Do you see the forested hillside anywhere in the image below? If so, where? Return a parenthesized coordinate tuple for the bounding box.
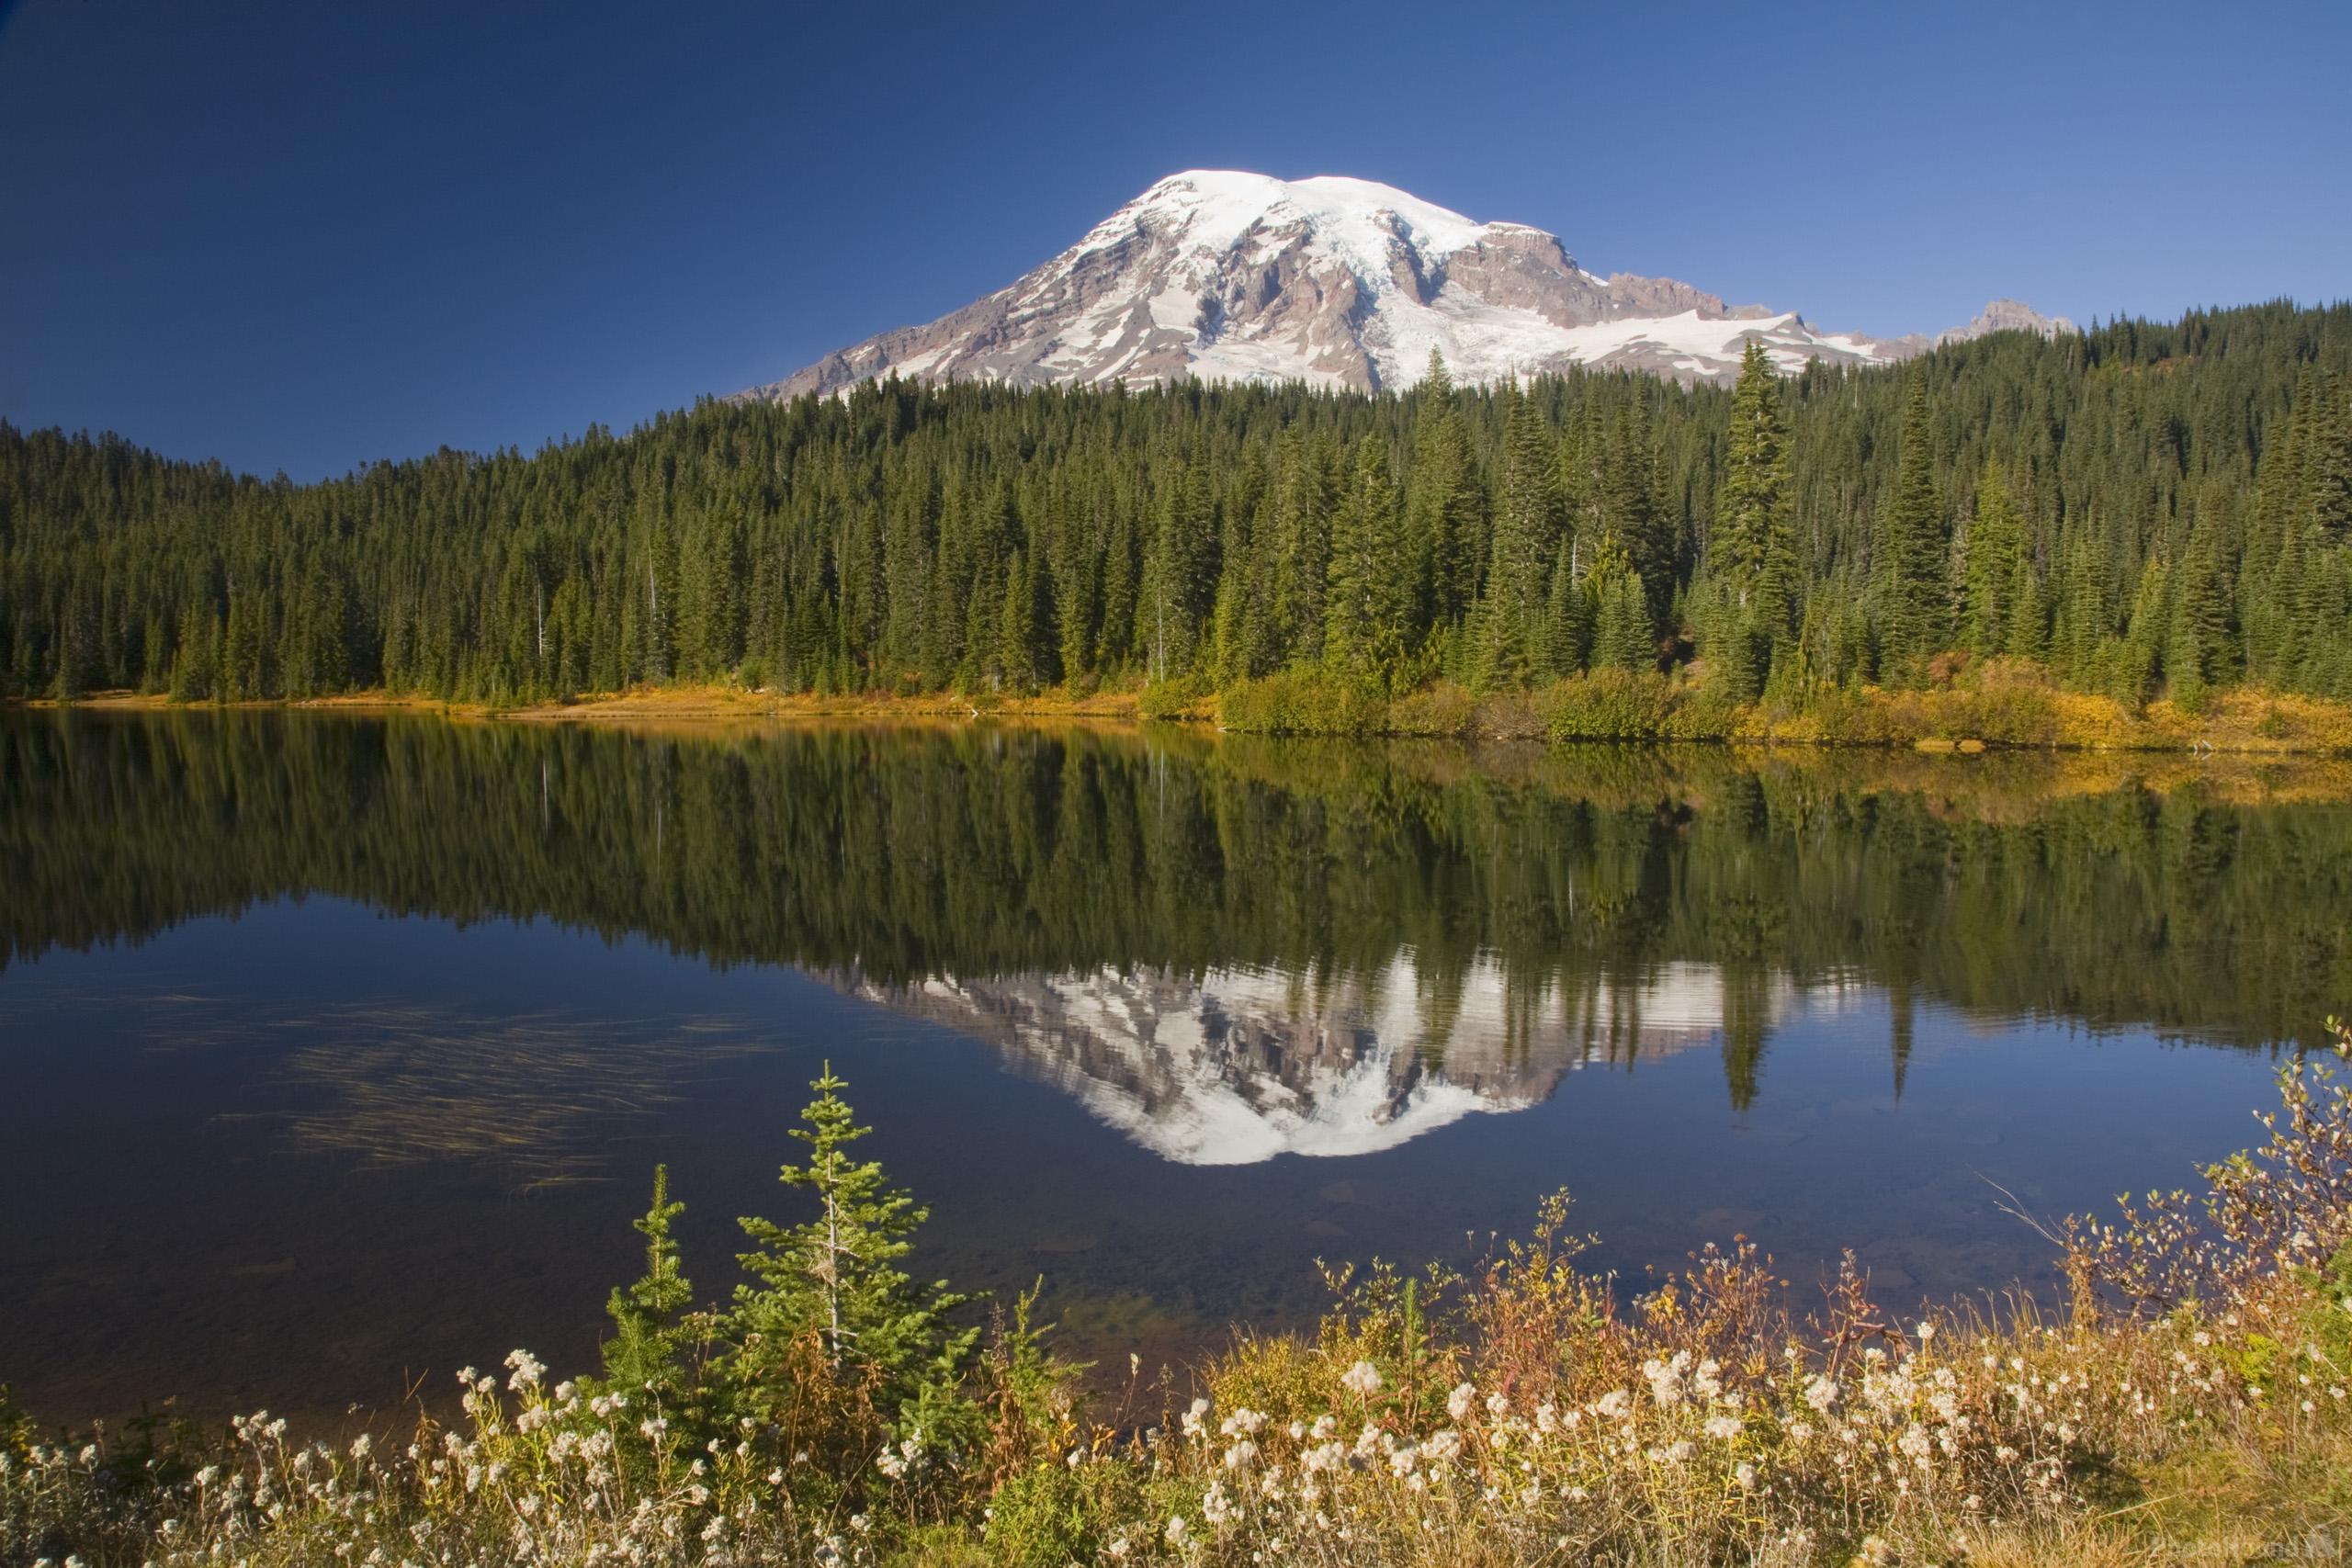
(3, 300, 2349, 710)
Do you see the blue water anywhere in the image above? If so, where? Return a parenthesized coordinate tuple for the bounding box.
(0, 892, 2280, 1427)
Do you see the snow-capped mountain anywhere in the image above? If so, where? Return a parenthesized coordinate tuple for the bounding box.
(840, 955, 1837, 1166)
(747, 171, 2071, 400)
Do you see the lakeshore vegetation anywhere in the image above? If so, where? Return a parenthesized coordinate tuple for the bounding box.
(5, 302, 2352, 744)
(7, 1034, 2352, 1567)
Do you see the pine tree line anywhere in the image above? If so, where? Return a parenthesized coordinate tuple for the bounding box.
(4, 299, 2348, 708)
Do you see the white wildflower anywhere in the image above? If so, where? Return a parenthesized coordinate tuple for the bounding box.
(1217, 1406, 1267, 1438)
(503, 1349, 545, 1391)
(1641, 1352, 1690, 1409)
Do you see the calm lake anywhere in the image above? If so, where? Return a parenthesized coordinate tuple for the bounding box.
(4, 711, 2346, 1428)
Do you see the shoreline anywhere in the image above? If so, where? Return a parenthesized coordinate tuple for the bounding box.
(15, 673, 2352, 758)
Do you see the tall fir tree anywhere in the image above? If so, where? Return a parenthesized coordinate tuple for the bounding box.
(1874, 376, 1952, 672)
(1960, 459, 2024, 658)
(1710, 343, 1798, 697)
(2165, 510, 2234, 706)
(1323, 436, 1409, 689)
(1402, 351, 1483, 638)
(1476, 396, 1565, 689)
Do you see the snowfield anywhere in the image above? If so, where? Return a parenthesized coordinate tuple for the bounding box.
(747, 171, 2066, 401)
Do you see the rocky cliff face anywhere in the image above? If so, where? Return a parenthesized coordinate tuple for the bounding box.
(746, 171, 2067, 400)
(1937, 297, 2079, 344)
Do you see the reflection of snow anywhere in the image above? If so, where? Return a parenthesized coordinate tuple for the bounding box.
(851, 956, 1817, 1167)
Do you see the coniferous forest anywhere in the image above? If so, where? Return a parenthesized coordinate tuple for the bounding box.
(4, 299, 2351, 715)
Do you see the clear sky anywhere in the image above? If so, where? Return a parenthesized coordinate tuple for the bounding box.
(2, 0, 2346, 479)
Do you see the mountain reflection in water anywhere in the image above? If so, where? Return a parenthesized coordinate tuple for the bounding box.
(3, 710, 2348, 1426)
(7, 710, 2346, 1073)
(855, 959, 1833, 1165)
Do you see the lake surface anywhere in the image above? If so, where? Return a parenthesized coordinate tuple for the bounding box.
(4, 712, 2346, 1428)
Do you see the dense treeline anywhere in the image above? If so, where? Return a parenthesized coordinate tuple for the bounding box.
(6, 714, 2346, 1100)
(4, 300, 2350, 707)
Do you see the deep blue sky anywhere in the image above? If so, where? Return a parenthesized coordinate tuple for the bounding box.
(3, 0, 2346, 479)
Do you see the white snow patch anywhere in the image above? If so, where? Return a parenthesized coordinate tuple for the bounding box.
(1147, 284, 1203, 333)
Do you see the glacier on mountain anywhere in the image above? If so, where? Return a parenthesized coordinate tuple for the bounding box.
(748, 171, 2072, 401)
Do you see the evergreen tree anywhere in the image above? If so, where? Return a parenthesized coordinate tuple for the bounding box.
(1402, 352, 1482, 636)
(1710, 343, 1798, 697)
(1714, 343, 1794, 613)
(1476, 398, 1564, 688)
(2301, 369, 2352, 542)
(2054, 530, 2109, 683)
(1961, 460, 2024, 658)
(2119, 552, 2171, 703)
(1049, 479, 1099, 682)
(2165, 506, 2235, 705)
(599, 1164, 696, 1407)
(1270, 433, 1334, 667)
(1874, 377, 1952, 671)
(1144, 457, 1218, 680)
(167, 602, 217, 703)
(724, 1066, 978, 1438)
(1323, 436, 1408, 689)
(1607, 397, 1672, 628)
(993, 547, 1043, 691)
(1589, 545, 1655, 673)
(2004, 544, 2048, 661)
(1541, 548, 1589, 677)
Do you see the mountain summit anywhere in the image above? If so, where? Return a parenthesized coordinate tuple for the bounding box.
(748, 171, 2069, 400)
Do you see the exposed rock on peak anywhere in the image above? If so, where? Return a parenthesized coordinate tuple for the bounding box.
(1937, 298, 2079, 345)
(746, 172, 2066, 399)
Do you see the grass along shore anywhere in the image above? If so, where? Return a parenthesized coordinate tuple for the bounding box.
(8, 1030, 2352, 1568)
(18, 658, 2352, 755)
